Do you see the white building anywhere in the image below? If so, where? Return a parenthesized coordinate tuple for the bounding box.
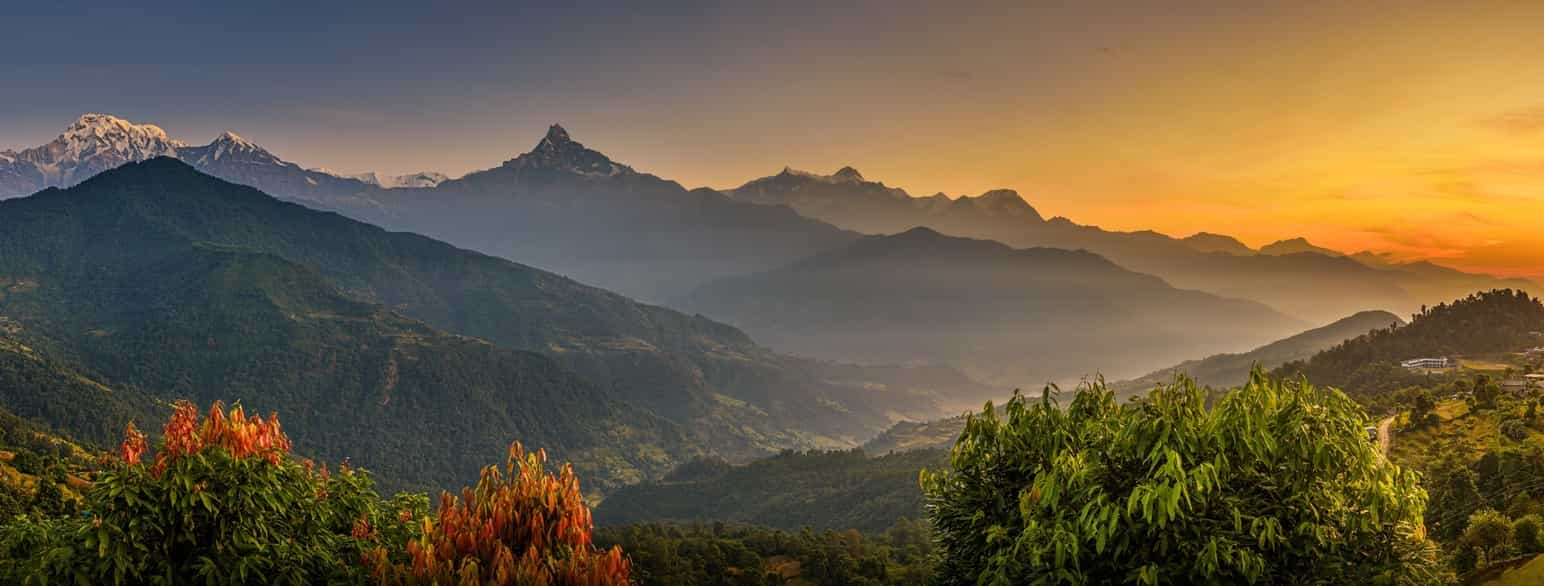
(1400, 357, 1453, 369)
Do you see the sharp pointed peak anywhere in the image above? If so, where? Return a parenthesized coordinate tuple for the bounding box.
(501, 122, 631, 177)
(545, 123, 571, 144)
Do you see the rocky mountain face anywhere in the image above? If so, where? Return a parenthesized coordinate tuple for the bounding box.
(0, 114, 184, 196)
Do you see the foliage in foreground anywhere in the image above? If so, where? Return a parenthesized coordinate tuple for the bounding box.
(0, 401, 627, 585)
(922, 371, 1445, 585)
(367, 442, 631, 584)
(595, 519, 933, 585)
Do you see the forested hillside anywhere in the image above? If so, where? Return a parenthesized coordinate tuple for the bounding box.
(596, 449, 944, 533)
(1276, 290, 1544, 398)
(0, 228, 697, 494)
(1113, 309, 1403, 395)
(0, 159, 969, 491)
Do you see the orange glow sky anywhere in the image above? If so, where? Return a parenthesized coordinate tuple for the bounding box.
(3, 1, 1542, 278)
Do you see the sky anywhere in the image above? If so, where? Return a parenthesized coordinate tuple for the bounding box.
(2, 0, 1542, 278)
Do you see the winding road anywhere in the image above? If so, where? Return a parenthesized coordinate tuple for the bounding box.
(1377, 415, 1394, 458)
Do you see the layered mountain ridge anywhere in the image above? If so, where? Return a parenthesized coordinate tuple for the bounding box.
(721, 166, 1534, 323)
(0, 158, 969, 493)
(679, 226, 1306, 387)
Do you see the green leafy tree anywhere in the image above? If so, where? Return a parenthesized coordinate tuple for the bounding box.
(1512, 514, 1543, 554)
(1395, 387, 1437, 430)
(922, 371, 1442, 585)
(1458, 509, 1513, 567)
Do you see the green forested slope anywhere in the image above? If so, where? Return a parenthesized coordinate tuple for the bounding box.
(595, 449, 945, 533)
(0, 158, 945, 462)
(1275, 290, 1544, 398)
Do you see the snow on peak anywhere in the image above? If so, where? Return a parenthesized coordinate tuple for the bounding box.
(64, 114, 182, 146)
(2, 113, 189, 188)
(179, 130, 277, 165)
(213, 131, 253, 146)
(352, 171, 451, 189)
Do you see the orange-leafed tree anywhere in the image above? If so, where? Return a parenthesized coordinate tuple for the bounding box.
(368, 442, 632, 585)
(1, 400, 425, 585)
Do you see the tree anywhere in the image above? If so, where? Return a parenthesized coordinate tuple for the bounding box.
(1473, 375, 1502, 411)
(1396, 387, 1437, 430)
(1459, 509, 1513, 567)
(922, 371, 1442, 585)
(0, 401, 419, 584)
(1513, 514, 1543, 555)
(1425, 452, 1484, 541)
(366, 442, 631, 585)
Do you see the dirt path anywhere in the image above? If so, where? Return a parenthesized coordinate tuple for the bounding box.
(1378, 415, 1394, 458)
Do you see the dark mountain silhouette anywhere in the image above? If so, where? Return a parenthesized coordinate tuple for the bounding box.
(722, 167, 1531, 324)
(679, 227, 1306, 386)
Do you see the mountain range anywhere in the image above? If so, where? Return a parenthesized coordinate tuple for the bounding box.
(679, 227, 1305, 386)
(0, 158, 976, 494)
(723, 167, 1535, 324)
(1, 115, 857, 303)
(2, 114, 1535, 394)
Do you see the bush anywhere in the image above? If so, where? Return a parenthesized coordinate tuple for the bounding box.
(367, 442, 631, 585)
(1501, 419, 1530, 442)
(1513, 514, 1543, 554)
(1460, 509, 1514, 567)
(0, 401, 416, 584)
(922, 371, 1442, 584)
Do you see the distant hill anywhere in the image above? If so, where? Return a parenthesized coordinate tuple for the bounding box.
(680, 227, 1305, 386)
(0, 159, 958, 492)
(1259, 237, 1343, 257)
(595, 449, 945, 534)
(722, 167, 1532, 324)
(1275, 290, 1544, 398)
(1181, 232, 1255, 255)
(1112, 310, 1405, 395)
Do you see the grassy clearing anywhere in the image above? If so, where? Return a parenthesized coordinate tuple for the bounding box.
(1483, 554, 1544, 585)
(1387, 398, 1544, 472)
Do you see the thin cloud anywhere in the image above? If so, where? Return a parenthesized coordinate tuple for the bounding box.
(1477, 105, 1544, 135)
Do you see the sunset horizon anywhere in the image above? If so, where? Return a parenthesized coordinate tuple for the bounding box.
(4, 3, 1544, 582)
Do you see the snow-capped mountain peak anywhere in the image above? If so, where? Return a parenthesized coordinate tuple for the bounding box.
(189, 131, 273, 162)
(61, 114, 184, 149)
(1, 113, 187, 190)
(350, 170, 450, 189)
